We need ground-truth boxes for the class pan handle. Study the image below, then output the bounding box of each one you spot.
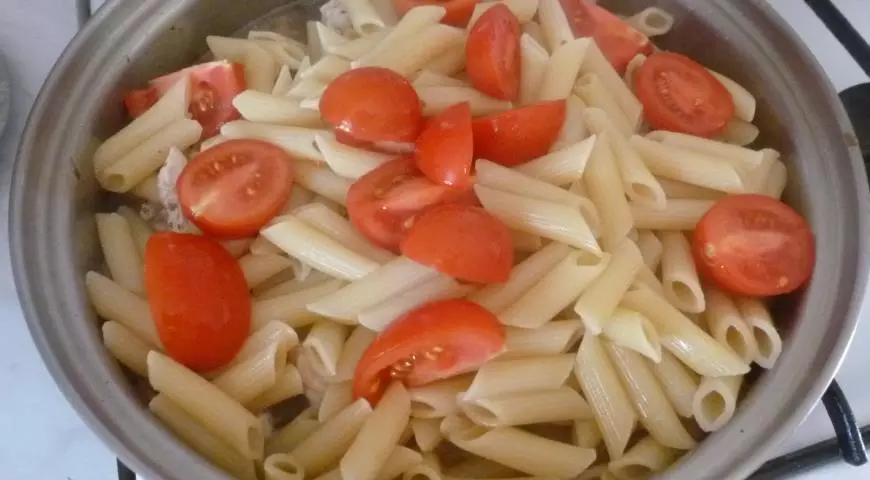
[76,0,92,27]
[822,380,868,466]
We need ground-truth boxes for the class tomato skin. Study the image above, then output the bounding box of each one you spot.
[402,204,513,283]
[145,232,252,372]
[472,101,566,166]
[635,52,735,138]
[466,4,521,101]
[692,194,815,297]
[320,67,424,144]
[559,0,653,73]
[415,103,474,187]
[352,298,505,404]
[124,88,159,118]
[177,139,295,239]
[393,0,484,27]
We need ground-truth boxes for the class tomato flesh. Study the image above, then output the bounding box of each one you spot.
[635,52,735,138]
[393,0,484,27]
[466,4,521,101]
[472,101,566,166]
[320,67,423,145]
[692,194,815,297]
[352,298,505,404]
[123,61,246,138]
[559,0,653,73]
[145,232,251,371]
[177,139,295,239]
[415,102,474,187]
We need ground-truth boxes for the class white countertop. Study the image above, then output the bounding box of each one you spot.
[0,1,868,479]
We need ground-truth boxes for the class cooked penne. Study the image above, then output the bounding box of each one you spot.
[286,77,327,99]
[625,7,675,37]
[267,410,320,456]
[623,53,647,90]
[621,287,750,377]
[307,22,346,62]
[342,383,412,480]
[630,199,716,230]
[249,235,282,256]
[301,55,351,83]
[233,90,323,127]
[693,375,743,432]
[402,452,441,480]
[291,399,374,476]
[572,420,603,450]
[359,275,471,331]
[319,382,354,422]
[370,0,399,25]
[303,319,349,377]
[354,24,465,76]
[376,446,424,480]
[704,288,759,363]
[272,64,295,96]
[294,202,395,264]
[708,70,756,122]
[519,34,550,105]
[411,418,444,452]
[334,326,379,382]
[514,135,597,185]
[129,174,161,203]
[293,161,352,206]
[102,321,151,377]
[537,0,574,54]
[409,375,474,419]
[574,238,644,335]
[649,350,700,418]
[245,42,279,93]
[734,297,782,368]
[716,118,761,147]
[601,308,662,362]
[659,231,705,313]
[345,0,386,35]
[264,453,306,480]
[220,121,326,162]
[583,130,634,251]
[635,230,663,269]
[635,265,666,297]
[467,0,540,26]
[476,159,588,208]
[246,364,305,412]
[574,74,633,136]
[630,135,745,193]
[355,6,446,66]
[213,341,289,404]
[657,177,726,201]
[608,436,680,480]
[425,42,467,76]
[761,160,788,199]
[416,86,512,116]
[95,213,144,295]
[522,21,547,49]
[206,36,252,62]
[509,229,544,252]
[646,130,765,175]
[463,355,575,401]
[502,319,584,359]
[238,253,297,290]
[549,95,589,153]
[461,386,592,427]
[315,134,393,180]
[325,29,388,60]
[85,271,160,348]
[578,41,643,129]
[538,38,591,102]
[252,279,346,329]
[255,270,332,301]
[413,69,468,88]
[500,250,610,329]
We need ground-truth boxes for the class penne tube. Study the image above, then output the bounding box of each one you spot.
[579,40,643,129]
[624,53,647,90]
[463,355,575,401]
[307,21,347,60]
[238,253,297,290]
[293,161,352,206]
[244,42,279,93]
[537,38,591,102]
[354,24,466,77]
[630,199,716,230]
[326,29,389,60]
[303,319,349,377]
[635,264,666,297]
[355,5,446,66]
[659,231,705,313]
[601,308,662,363]
[476,159,588,208]
[233,90,323,127]
[370,0,399,25]
[572,420,603,450]
[603,343,697,450]
[716,118,761,147]
[502,319,584,359]
[649,350,700,418]
[341,383,412,480]
[292,399,374,476]
[129,174,161,204]
[583,130,634,251]
[500,250,610,329]
[359,275,471,331]
[708,70,757,122]
[334,326,379,383]
[216,321,298,375]
[267,410,320,455]
[537,0,574,54]
[704,288,759,363]
[213,341,289,404]
[425,42,467,76]
[402,452,441,480]
[95,213,144,295]
[657,177,726,201]
[621,287,750,377]
[301,55,351,83]
[246,363,305,412]
[625,7,675,37]
[250,235,282,256]
[550,96,588,154]
[509,229,544,252]
[574,239,644,335]
[461,386,592,427]
[443,457,519,479]
[206,36,252,62]
[345,0,386,35]
[265,453,306,480]
[467,0,540,26]
[519,34,550,105]
[635,230,662,270]
[220,121,326,162]
[319,381,355,422]
[294,202,395,264]
[416,86,512,116]
[574,335,636,461]
[646,130,765,175]
[102,321,151,377]
[376,447,424,480]
[85,271,160,348]
[255,270,332,300]
[693,375,743,432]
[315,134,393,180]
[411,418,444,452]
[574,74,633,136]
[272,65,294,96]
[734,297,782,369]
[513,135,597,185]
[409,375,474,419]
[761,160,788,199]
[608,437,680,480]
[252,279,346,329]
[630,135,745,193]
[286,77,327,100]
[413,69,468,88]
[522,20,547,49]
[220,238,254,259]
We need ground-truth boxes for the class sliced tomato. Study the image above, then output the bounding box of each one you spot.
[177,139,295,238]
[415,103,474,187]
[402,204,513,283]
[320,67,423,145]
[347,157,478,253]
[123,61,246,137]
[353,298,505,403]
[635,52,735,138]
[145,232,251,371]
[692,194,815,297]
[393,0,484,27]
[472,101,566,166]
[466,4,521,101]
[559,0,653,73]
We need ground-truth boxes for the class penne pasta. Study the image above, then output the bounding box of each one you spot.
[657,177,726,202]
[354,24,466,77]
[213,341,289,404]
[409,375,474,419]
[95,213,144,295]
[476,159,588,208]
[341,383,412,480]
[251,279,346,329]
[267,410,320,456]
[601,308,662,363]
[649,351,700,418]
[519,34,550,105]
[255,270,332,301]
[425,42,467,76]
[376,446,424,480]
[630,199,716,230]
[509,229,544,252]
[693,375,743,432]
[550,95,588,154]
[608,436,680,480]
[272,64,295,96]
[623,53,647,90]
[522,21,547,50]
[245,42,279,93]
[238,253,297,290]
[630,135,745,193]
[246,364,305,412]
[514,135,597,186]
[537,0,574,54]
[708,70,757,122]
[315,134,393,180]
[761,160,788,199]
[355,6,447,66]
[307,22,346,62]
[659,231,706,313]
[574,74,633,136]
[537,38,591,102]
[301,55,351,83]
[467,0,540,26]
[294,202,395,264]
[411,418,444,452]
[578,41,643,130]
[265,453,306,480]
[334,326,379,383]
[734,297,782,369]
[572,420,603,450]
[303,319,349,377]
[293,161,352,206]
[716,118,761,147]
[291,399,374,476]
[319,382,355,422]
[130,174,161,203]
[402,452,441,480]
[461,386,592,427]
[574,238,644,335]
[359,275,471,331]
[416,86,512,116]
[102,321,151,377]
[625,7,675,37]
[704,287,759,363]
[85,271,161,348]
[233,90,323,127]
[413,69,468,88]
[583,130,634,251]
[370,0,400,25]
[345,0,386,35]
[646,130,765,175]
[463,355,575,401]
[220,121,326,162]
[502,319,584,359]
[635,230,663,270]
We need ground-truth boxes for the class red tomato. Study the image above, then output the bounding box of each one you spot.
[393,0,484,27]
[635,52,735,138]
[123,61,246,137]
[559,0,653,73]
[347,157,478,252]
[320,67,423,145]
[402,204,513,283]
[145,232,251,371]
[352,298,505,403]
[692,195,815,297]
[472,101,566,166]
[466,4,521,101]
[415,103,474,187]
[177,139,295,238]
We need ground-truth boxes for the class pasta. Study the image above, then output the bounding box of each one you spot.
[95,213,144,295]
[649,351,700,419]
[583,130,634,251]
[519,34,550,105]
[319,382,355,422]
[537,0,573,54]
[630,135,745,194]
[626,7,675,37]
[291,399,374,476]
[537,38,591,102]
[417,86,512,116]
[376,447,424,480]
[303,319,350,377]
[85,271,161,348]
[355,6,447,67]
[359,275,471,331]
[345,0,386,35]
[238,253,297,290]
[578,41,643,130]
[608,437,680,480]
[334,326,379,382]
[646,130,765,176]
[233,90,324,127]
[549,95,588,152]
[341,383,412,480]
[462,355,574,401]
[315,134,393,180]
[408,375,474,419]
[704,287,759,363]
[635,230,662,270]
[264,454,306,480]
[293,162,353,206]
[251,279,346,329]
[461,386,592,427]
[467,0,541,26]
[102,321,151,377]
[212,340,289,404]
[708,70,757,122]
[657,177,726,202]
[513,135,597,185]
[659,231,706,314]
[600,307,662,362]
[574,74,633,136]
[574,238,644,335]
[354,24,465,77]
[630,199,716,230]
[294,202,395,264]
[501,319,584,359]
[402,452,441,480]
[572,420,602,450]
[693,375,743,432]
[267,410,319,456]
[734,297,783,368]
[246,364,305,412]
[717,118,761,147]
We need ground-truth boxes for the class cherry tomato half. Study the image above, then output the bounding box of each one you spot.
[415,102,474,187]
[635,52,735,138]
[320,67,423,145]
[472,100,566,166]
[124,61,246,138]
[347,157,478,252]
[692,194,815,297]
[559,0,653,73]
[145,232,251,371]
[352,298,505,404]
[177,139,295,238]
[393,0,484,27]
[402,204,513,283]
[466,4,521,101]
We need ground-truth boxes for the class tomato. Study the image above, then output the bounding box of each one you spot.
[393,0,484,27]
[352,298,505,403]
[635,52,735,138]
[559,0,653,73]
[320,67,423,145]
[144,232,251,371]
[402,204,513,283]
[123,61,245,138]
[415,103,474,187]
[466,4,521,101]
[347,157,478,252]
[472,101,566,166]
[177,139,295,238]
[692,195,815,297]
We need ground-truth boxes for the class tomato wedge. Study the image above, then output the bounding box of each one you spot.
[692,194,815,297]
[123,61,246,137]
[393,0,484,27]
[466,4,521,101]
[415,103,474,187]
[145,232,251,372]
[472,101,566,166]
[177,139,295,238]
[402,204,513,283]
[559,0,653,73]
[635,52,735,138]
[352,298,505,404]
[320,67,423,145]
